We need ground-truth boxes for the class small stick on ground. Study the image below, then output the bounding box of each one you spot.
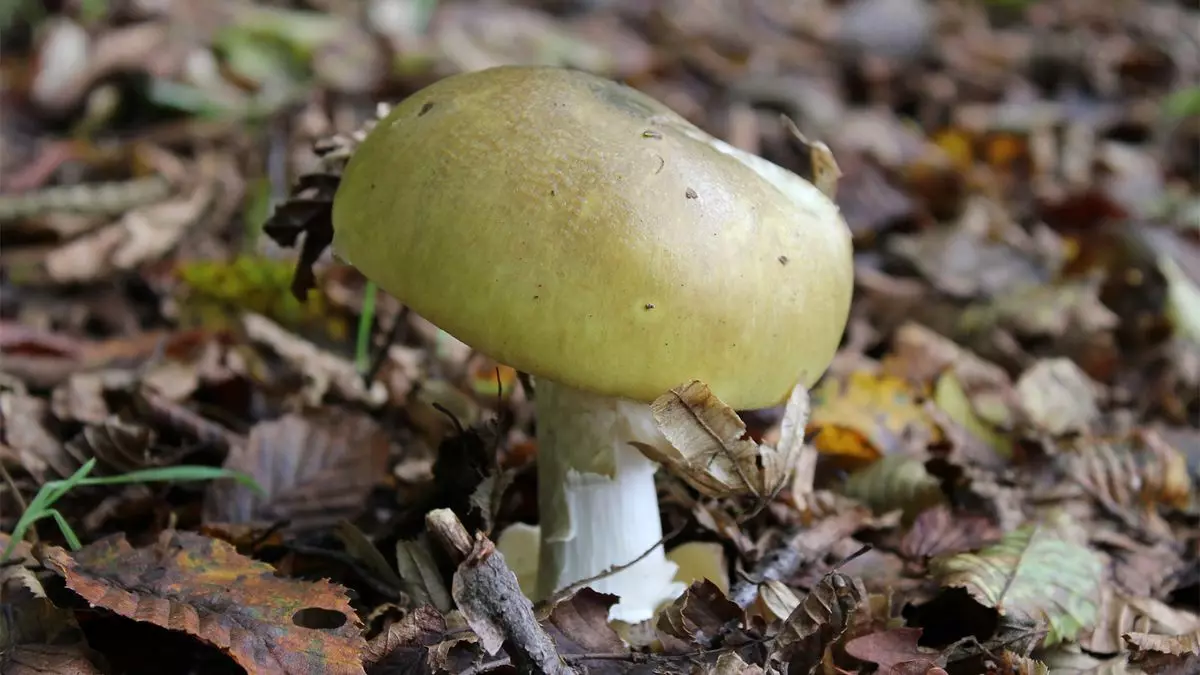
[425,508,575,675]
[729,508,866,608]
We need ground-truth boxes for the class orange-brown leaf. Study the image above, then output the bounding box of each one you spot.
[38,531,367,675]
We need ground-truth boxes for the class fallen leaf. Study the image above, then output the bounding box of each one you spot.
[1124,631,1200,674]
[842,454,945,521]
[43,152,219,284]
[538,587,626,655]
[656,579,744,648]
[1082,588,1200,655]
[241,312,388,407]
[49,373,110,425]
[0,644,105,675]
[64,415,157,475]
[637,380,808,500]
[930,514,1104,647]
[987,650,1050,675]
[1015,358,1103,438]
[843,627,945,674]
[769,569,866,674]
[751,579,803,623]
[395,536,453,613]
[808,371,941,466]
[705,651,765,675]
[362,605,446,670]
[888,224,1046,300]
[37,530,367,675]
[899,504,1002,564]
[0,389,76,481]
[203,408,392,534]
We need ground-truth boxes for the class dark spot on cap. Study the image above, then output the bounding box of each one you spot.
[550,189,556,196]
[418,102,435,116]
[778,255,789,265]
[642,130,663,140]
[685,188,698,199]
[644,303,655,310]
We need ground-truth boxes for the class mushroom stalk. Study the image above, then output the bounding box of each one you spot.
[534,378,684,623]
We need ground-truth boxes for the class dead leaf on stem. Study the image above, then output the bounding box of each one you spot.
[634,379,811,501]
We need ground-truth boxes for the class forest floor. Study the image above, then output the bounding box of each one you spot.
[1,1,1198,674]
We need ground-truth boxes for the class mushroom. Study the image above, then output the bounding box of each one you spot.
[330,66,854,622]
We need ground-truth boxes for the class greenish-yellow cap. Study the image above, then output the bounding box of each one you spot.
[332,66,854,410]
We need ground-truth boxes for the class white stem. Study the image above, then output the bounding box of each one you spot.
[534,379,683,623]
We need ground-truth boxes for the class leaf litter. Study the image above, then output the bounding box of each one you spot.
[1,0,1199,674]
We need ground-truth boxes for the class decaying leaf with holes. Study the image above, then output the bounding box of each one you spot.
[202,408,392,535]
[36,530,367,675]
[930,514,1104,648]
[768,569,867,675]
[634,380,811,500]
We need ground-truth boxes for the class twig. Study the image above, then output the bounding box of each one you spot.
[425,508,575,675]
[729,509,866,608]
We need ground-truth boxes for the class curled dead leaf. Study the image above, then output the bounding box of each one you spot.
[769,569,866,675]
[656,580,745,649]
[634,380,811,501]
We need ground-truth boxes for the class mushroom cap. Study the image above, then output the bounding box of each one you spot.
[332,66,854,410]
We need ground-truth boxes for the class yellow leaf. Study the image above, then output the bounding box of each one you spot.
[808,371,942,466]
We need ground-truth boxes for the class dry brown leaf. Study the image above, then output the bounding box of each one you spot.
[49,373,110,425]
[843,627,945,675]
[899,505,1002,564]
[1016,358,1103,438]
[1082,588,1200,655]
[636,380,809,500]
[241,312,388,407]
[203,408,392,533]
[751,579,803,624]
[362,605,446,670]
[43,152,219,284]
[37,530,367,675]
[1124,631,1200,674]
[537,587,626,656]
[0,389,75,482]
[1,644,105,675]
[656,579,745,649]
[987,650,1050,675]
[769,569,866,674]
[706,651,766,675]
[65,416,157,474]
[395,536,454,613]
